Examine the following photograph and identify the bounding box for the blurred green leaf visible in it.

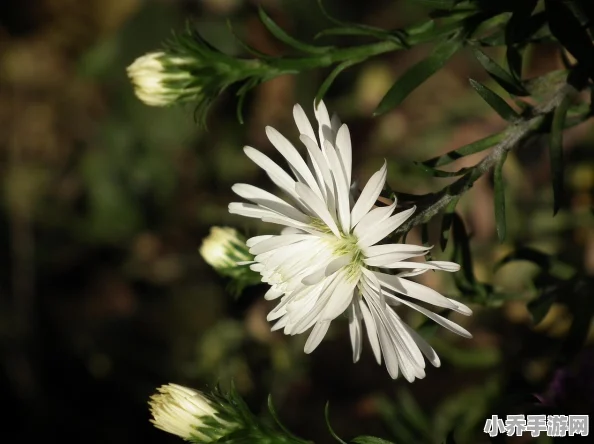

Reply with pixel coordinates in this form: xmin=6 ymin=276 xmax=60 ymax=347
xmin=423 ymin=132 xmax=504 ymax=167
xmin=416 ymin=163 xmax=470 ymax=177
xmin=374 ymin=36 xmax=463 ymax=115
xmin=258 ymin=7 xmax=332 ymax=54
xmin=496 ymin=247 xmax=552 ymax=271
xmin=469 ymin=79 xmax=520 ymax=121
xmin=493 ymin=151 xmax=507 ymax=242
xmin=471 ymin=46 xmax=528 ymax=95
xmin=549 ymin=94 xmax=572 ymax=215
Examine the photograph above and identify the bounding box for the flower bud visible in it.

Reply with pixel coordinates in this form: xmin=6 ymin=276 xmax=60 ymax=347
xmin=126 ymin=52 xmax=201 ymax=106
xmin=199 ymin=227 xmax=252 ymax=272
xmin=149 ymin=383 xmax=237 ymax=442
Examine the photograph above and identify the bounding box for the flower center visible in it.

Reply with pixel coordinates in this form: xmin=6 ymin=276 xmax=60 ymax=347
xmin=333 ymin=233 xmax=363 ymax=283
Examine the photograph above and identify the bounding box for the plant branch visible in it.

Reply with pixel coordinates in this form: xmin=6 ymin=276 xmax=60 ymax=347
xmin=393 ymin=82 xmax=584 ymax=236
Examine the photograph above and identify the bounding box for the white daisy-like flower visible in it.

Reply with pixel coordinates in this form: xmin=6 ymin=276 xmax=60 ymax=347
xmin=229 ymin=101 xmax=472 ymax=381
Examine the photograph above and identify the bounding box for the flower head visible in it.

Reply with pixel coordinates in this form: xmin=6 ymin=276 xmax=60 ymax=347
xmin=149 ymin=383 xmax=238 ymax=442
xmin=127 ymin=52 xmax=201 ymax=106
xmin=200 ymin=227 xmax=252 ymax=272
xmin=229 ymin=101 xmax=473 ymax=381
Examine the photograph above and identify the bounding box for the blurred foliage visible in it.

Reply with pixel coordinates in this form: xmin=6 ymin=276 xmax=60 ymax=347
xmin=0 ymin=0 xmax=593 ymax=444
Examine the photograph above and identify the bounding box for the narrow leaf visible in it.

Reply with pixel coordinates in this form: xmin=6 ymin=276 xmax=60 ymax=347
xmin=471 ymin=46 xmax=527 ymax=95
xmin=258 ymin=7 xmax=332 ymax=54
xmin=440 ymin=196 xmax=460 ymax=251
xmin=415 ymin=162 xmax=470 ymax=177
xmin=545 ymin=0 xmax=594 ymax=80
xmin=374 ymin=37 xmax=463 ymax=116
xmin=549 ymin=94 xmax=571 ymax=215
xmin=315 ymin=58 xmax=363 ymax=106
xmin=469 ymin=79 xmax=520 ymax=121
xmin=423 ymin=132 xmax=504 ymax=167
xmin=493 ymin=151 xmax=508 ymax=242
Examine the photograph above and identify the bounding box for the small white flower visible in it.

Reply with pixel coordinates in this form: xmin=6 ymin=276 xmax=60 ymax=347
xmin=229 ymin=101 xmax=473 ymax=381
xmin=200 ymin=226 xmax=251 ymax=271
xmin=126 ymin=52 xmax=198 ymax=106
xmin=149 ymin=383 xmax=235 ymax=442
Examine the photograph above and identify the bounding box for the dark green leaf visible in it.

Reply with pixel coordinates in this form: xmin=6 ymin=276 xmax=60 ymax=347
xmin=352 ymin=437 xmax=396 ymax=444
xmin=471 ymin=46 xmax=527 ymax=95
xmin=408 ymin=0 xmax=457 ymax=7
xmin=527 ymin=288 xmax=558 ymax=325
xmin=549 ymin=94 xmax=571 ymax=215
xmin=493 ymin=151 xmax=508 ymax=242
xmin=316 ymin=59 xmax=363 ymax=106
xmin=226 ymin=20 xmax=273 ymax=59
xmin=545 ymin=0 xmax=594 ymax=80
xmin=415 ymin=162 xmax=470 ymax=177
xmin=440 ymin=196 xmax=460 ymax=250
xmin=325 ymin=402 xmax=347 ymax=444
xmin=258 ymin=7 xmax=332 ymax=54
xmin=469 ymin=79 xmax=520 ymax=121
xmin=423 ymin=132 xmax=504 ymax=167
xmin=374 ymin=36 xmax=463 ymax=116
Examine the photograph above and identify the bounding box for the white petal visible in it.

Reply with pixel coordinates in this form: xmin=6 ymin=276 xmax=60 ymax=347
xmin=246 ymin=235 xmax=274 ymax=248
xmin=376 ymin=272 xmax=458 ymax=310
xmin=363 ymin=243 xmax=430 ymax=258
xmin=232 ymin=183 xmax=310 ymax=223
xmin=348 ymin=303 xmax=362 ymax=363
xmin=324 ymin=140 xmax=351 ymax=232
xmin=293 ymin=104 xmax=317 ymax=147
xmin=314 ymin=100 xmax=333 ymax=145
xmin=248 ymin=234 xmax=311 ymax=255
xmin=335 ymin=124 xmax=352 ymax=185
xmin=304 ymin=320 xmax=331 ymax=354
xmin=265 ymin=126 xmax=323 ymax=199
xmin=359 ymin=299 xmax=381 ymax=364
xmin=264 ymin=287 xmax=284 ymax=300
xmin=353 ymin=201 xmax=396 ymax=238
xmin=402 ymin=323 xmax=441 ymax=367
xmin=325 ymin=254 xmax=351 ymax=277
xmin=295 ymin=182 xmax=341 ymax=237
xmin=392 ymin=297 xmax=472 ymax=338
xmin=357 ymin=206 xmax=416 ymax=248
xmin=351 ymin=161 xmax=387 ymax=228
xmin=320 ymin=275 xmax=356 ymax=321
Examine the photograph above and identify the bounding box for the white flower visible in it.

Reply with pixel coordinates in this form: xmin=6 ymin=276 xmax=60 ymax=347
xmin=149 ymin=383 xmax=235 ymax=442
xmin=229 ymin=101 xmax=472 ymax=381
xmin=126 ymin=52 xmax=199 ymax=106
xmin=199 ymin=226 xmax=251 ymax=271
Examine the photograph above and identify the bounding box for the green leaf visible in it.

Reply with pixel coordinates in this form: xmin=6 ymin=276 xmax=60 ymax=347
xmin=352 ymin=437 xmax=396 ymax=444
xmin=493 ymin=151 xmax=508 ymax=242
xmin=258 ymin=7 xmax=332 ymax=54
xmin=226 ymin=20 xmax=273 ymax=59
xmin=549 ymin=94 xmax=571 ymax=215
xmin=440 ymin=197 xmax=460 ymax=251
xmin=471 ymin=46 xmax=527 ymax=96
xmin=469 ymin=79 xmax=520 ymax=121
xmin=545 ymin=0 xmax=594 ymax=80
xmin=267 ymin=395 xmax=303 ymax=442
xmin=315 ymin=58 xmax=363 ymax=106
xmin=374 ymin=36 xmax=463 ymax=116
xmin=415 ymin=162 xmax=470 ymax=177
xmin=422 ymin=132 xmax=504 ymax=167
xmin=325 ymin=402 xmax=347 ymax=444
